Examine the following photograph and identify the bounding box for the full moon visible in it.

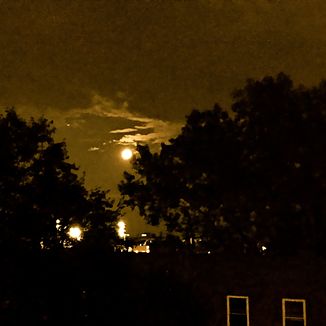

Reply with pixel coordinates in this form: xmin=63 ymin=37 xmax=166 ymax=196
xmin=121 ymin=148 xmax=133 ymax=160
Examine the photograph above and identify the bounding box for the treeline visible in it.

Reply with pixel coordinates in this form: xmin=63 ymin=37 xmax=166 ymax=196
xmin=2 ymin=73 xmax=326 ymax=257
xmin=120 ymin=73 xmax=326 ymax=256
xmin=0 ymin=109 xmax=119 ymax=253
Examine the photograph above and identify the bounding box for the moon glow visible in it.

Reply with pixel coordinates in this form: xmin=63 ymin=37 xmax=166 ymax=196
xmin=121 ymin=148 xmax=133 ymax=160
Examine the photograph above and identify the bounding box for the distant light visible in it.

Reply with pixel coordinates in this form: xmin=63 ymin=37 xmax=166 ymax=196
xmin=141 ymin=233 xmax=147 ymax=237
xmin=68 ymin=226 xmax=82 ymax=240
xmin=121 ymin=148 xmax=133 ymax=160
xmin=117 ymin=221 xmax=126 ymax=238
xmin=294 ymin=162 xmax=301 ymax=168
xmin=262 ymin=245 xmax=267 ymax=251
xmin=132 ymin=244 xmax=150 ymax=254
xmin=56 ymin=219 xmax=61 ymax=230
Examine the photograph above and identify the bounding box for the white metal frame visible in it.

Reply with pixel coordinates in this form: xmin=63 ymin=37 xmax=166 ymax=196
xmin=227 ymin=295 xmax=250 ymax=326
xmin=282 ymin=298 xmax=306 ymax=326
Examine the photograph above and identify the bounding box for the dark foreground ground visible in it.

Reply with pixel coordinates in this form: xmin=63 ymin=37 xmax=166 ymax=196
xmin=0 ymin=249 xmax=325 ymax=325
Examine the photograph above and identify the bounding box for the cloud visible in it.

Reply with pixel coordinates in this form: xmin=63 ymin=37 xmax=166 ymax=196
xmin=109 ymin=128 xmax=138 ymax=134
xmin=134 ymin=125 xmax=153 ymax=130
xmin=53 ymin=94 xmax=183 ymax=147
xmin=112 ymin=120 xmax=181 ymax=146
xmin=73 ymin=94 xmax=151 ymax=123
xmin=87 ymin=147 xmax=100 ymax=152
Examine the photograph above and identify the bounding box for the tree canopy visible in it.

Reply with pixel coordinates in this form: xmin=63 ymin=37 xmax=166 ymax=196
xmin=119 ymin=73 xmax=326 ymax=255
xmin=0 ymin=109 xmax=118 ymax=252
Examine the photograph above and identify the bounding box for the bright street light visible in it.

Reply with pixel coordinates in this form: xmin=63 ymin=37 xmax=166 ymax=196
xmin=117 ymin=221 xmax=126 ymax=239
xmin=68 ymin=226 xmax=82 ymax=241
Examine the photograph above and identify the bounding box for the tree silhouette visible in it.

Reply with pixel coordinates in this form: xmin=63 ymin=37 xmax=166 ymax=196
xmin=79 ymin=189 xmax=119 ymax=252
xmin=119 ymin=106 xmax=245 ymax=251
xmin=232 ymin=73 xmax=326 ymax=254
xmin=120 ymin=73 xmax=326 ymax=255
xmin=0 ymin=108 xmax=118 ymax=252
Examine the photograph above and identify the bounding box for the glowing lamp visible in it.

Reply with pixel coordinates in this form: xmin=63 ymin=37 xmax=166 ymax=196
xmin=68 ymin=226 xmax=82 ymax=241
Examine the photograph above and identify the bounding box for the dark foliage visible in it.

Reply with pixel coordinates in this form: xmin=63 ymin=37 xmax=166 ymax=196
xmin=1 ymin=252 xmax=324 ymax=325
xmin=0 ymin=109 xmax=118 ymax=252
xmin=120 ymin=73 xmax=326 ymax=255
xmin=0 ymin=252 xmax=208 ymax=325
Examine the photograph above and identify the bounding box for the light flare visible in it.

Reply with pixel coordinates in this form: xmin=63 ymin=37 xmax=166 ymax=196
xmin=68 ymin=226 xmax=82 ymax=241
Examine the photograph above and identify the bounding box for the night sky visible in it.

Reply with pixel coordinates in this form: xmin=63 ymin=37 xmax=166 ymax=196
xmin=1 ymin=0 xmax=326 ymax=234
